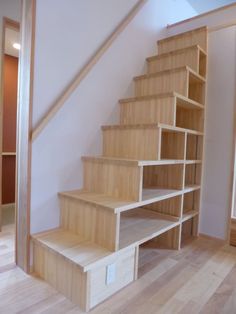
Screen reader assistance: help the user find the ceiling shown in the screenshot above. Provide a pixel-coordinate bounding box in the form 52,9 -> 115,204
187,0 -> 236,14
4,27 -> 20,58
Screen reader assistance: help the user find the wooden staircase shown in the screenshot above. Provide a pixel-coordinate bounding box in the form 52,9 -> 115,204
32,26 -> 208,312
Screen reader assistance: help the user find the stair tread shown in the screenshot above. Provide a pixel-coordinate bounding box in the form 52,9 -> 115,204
32,228 -> 111,272
134,66 -> 206,82
59,184 -> 201,214
102,123 -> 204,135
119,92 -> 204,109
82,156 -> 185,166
182,209 -> 199,222
146,44 -> 206,62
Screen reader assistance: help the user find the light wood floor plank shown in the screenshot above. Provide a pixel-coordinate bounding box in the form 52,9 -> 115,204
1,225 -> 236,314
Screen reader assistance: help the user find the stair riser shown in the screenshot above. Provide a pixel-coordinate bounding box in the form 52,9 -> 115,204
83,159 -> 143,202
158,27 -> 207,54
33,241 -> 89,311
148,48 -> 198,74
135,70 -> 188,98
59,195 -> 119,251
120,96 -> 176,125
33,241 -> 136,311
102,128 -> 161,160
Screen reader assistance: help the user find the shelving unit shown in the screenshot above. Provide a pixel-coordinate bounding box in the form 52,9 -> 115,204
32,26 -> 208,312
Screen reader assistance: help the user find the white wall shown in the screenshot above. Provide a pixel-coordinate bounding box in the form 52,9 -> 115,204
0,0 -> 21,91
167,5 -> 236,239
31,0 -> 196,233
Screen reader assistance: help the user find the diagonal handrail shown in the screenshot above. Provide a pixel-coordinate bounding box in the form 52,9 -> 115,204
32,0 -> 149,141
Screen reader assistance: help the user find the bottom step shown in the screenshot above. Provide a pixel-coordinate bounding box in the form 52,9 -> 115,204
32,229 -> 137,311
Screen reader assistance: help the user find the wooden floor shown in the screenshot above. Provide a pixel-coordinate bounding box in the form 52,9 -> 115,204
0,224 -> 15,271
1,227 -> 236,313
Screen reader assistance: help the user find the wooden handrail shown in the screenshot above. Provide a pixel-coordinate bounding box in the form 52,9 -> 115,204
32,0 -> 148,141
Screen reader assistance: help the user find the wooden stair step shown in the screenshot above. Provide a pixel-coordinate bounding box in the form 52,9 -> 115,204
59,186 -> 192,253
147,45 -> 206,76
83,156 -> 189,202
102,124 -> 190,160
32,228 -> 111,272
82,155 -> 143,201
182,209 -> 199,222
119,92 -> 204,109
134,66 -> 206,102
59,188 -> 184,214
32,229 -> 137,311
119,93 -> 204,131
101,128 -> 203,163
59,184 -> 201,215
102,123 -> 204,135
157,26 -> 207,54
147,45 -> 206,61
134,66 -> 206,83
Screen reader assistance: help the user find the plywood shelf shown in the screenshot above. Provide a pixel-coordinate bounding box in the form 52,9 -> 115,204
159,123 -> 204,136
182,210 -> 199,222
142,188 -> 182,201
119,208 -> 180,249
176,94 -> 204,110
82,156 -> 185,166
184,185 -> 201,193
185,160 -> 202,164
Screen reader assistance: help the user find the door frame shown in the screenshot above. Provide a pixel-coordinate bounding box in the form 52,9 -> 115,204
0,18 -> 20,232
15,0 -> 36,272
0,0 -> 36,273
0,17 -> 20,270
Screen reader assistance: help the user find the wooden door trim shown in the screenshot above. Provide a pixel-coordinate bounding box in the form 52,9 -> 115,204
15,0 -> 36,272
0,18 -> 20,232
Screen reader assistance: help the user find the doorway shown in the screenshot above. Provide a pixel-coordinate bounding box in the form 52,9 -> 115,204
0,18 -> 20,269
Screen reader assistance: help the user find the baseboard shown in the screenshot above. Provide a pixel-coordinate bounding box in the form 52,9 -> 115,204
199,232 -> 226,243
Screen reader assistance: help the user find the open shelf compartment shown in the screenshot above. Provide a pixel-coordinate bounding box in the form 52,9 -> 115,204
176,102 -> 204,132
186,134 -> 203,160
161,129 -> 185,160
199,49 -> 207,78
188,71 -> 205,105
185,163 -> 202,187
138,225 -> 181,277
143,194 -> 182,219
119,207 -> 180,249
181,215 -> 199,245
143,164 -> 184,197
182,189 -> 200,221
